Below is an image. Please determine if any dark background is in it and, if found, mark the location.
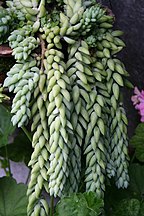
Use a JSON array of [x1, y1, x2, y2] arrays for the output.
[[98, 0, 144, 137]]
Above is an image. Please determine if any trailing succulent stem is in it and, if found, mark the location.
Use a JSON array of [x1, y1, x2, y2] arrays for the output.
[[2, 0, 130, 215]]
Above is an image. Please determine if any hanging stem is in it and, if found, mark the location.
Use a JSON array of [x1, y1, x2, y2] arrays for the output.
[[21, 126, 32, 142], [50, 196, 54, 216], [25, 170, 31, 184], [4, 145, 12, 177]]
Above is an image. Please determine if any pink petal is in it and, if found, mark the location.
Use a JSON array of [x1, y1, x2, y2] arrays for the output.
[[140, 115, 144, 122], [135, 104, 140, 110], [134, 87, 141, 95], [139, 96, 144, 102], [131, 95, 139, 105], [136, 103, 144, 110], [140, 109, 144, 115]]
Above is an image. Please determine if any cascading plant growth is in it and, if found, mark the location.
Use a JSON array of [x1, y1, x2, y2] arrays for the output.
[[1, 0, 130, 215]]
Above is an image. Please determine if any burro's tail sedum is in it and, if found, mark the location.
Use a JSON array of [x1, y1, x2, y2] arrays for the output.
[[2, 0, 130, 215]]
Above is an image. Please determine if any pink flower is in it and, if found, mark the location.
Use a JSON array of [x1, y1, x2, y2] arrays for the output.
[[131, 87, 144, 122]]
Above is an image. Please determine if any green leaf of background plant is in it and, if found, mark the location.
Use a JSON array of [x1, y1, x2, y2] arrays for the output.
[[112, 199, 140, 216], [139, 202, 144, 216], [0, 177, 28, 216], [104, 164, 144, 215], [83, 192, 104, 215], [128, 164, 144, 199], [0, 105, 15, 148], [104, 183, 132, 216], [130, 123, 144, 162], [0, 131, 32, 164], [56, 192, 104, 216]]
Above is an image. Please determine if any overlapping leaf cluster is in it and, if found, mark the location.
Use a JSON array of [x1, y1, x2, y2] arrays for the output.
[[2, 0, 129, 215], [0, 6, 14, 44]]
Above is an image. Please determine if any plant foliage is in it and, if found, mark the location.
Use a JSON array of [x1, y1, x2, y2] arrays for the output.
[[0, 0, 133, 215], [56, 192, 104, 216], [0, 104, 15, 148], [0, 177, 28, 216], [130, 123, 144, 162], [0, 131, 32, 164]]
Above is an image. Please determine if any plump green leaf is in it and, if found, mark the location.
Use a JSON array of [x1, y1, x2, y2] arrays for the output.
[[0, 130, 32, 164], [112, 199, 140, 216], [0, 177, 28, 216], [130, 123, 144, 162], [0, 105, 15, 148], [56, 192, 104, 216]]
